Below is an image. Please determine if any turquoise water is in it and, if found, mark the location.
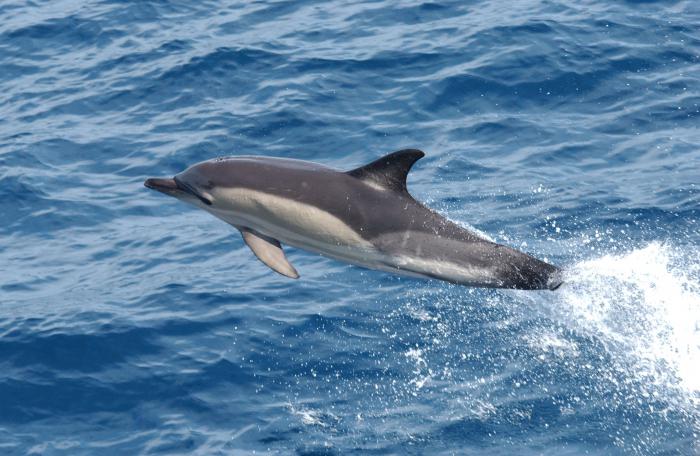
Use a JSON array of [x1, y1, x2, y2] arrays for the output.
[[1, 1, 699, 454]]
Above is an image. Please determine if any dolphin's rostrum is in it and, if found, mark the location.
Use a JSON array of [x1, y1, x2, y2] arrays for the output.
[[145, 150, 563, 290]]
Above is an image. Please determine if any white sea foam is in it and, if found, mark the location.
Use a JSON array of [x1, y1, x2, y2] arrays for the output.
[[288, 403, 339, 428], [553, 242, 700, 412]]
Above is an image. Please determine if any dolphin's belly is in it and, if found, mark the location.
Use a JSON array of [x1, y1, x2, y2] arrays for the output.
[[209, 188, 384, 263]]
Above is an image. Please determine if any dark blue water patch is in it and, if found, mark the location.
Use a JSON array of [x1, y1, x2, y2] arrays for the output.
[[156, 47, 279, 85], [2, 15, 126, 55], [601, 100, 700, 136], [0, 327, 162, 372], [0, 63, 41, 83], [19, 47, 285, 122], [92, 0, 203, 26], [429, 69, 608, 115], [0, 357, 256, 424], [84, 38, 193, 81], [346, 2, 458, 27], [0, 182, 113, 235], [11, 138, 127, 172], [229, 1, 303, 28], [286, 51, 446, 88]]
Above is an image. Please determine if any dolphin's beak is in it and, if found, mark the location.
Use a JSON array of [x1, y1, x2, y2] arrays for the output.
[[144, 177, 213, 206], [144, 177, 180, 196]]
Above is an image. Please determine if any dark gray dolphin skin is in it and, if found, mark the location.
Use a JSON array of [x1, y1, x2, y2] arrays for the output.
[[145, 150, 562, 290]]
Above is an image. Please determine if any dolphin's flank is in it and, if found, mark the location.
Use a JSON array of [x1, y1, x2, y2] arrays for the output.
[[145, 149, 563, 290]]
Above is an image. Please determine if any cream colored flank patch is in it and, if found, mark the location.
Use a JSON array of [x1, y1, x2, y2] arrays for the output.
[[209, 187, 375, 260]]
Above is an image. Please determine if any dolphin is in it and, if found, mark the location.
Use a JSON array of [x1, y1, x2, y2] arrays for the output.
[[145, 149, 562, 290]]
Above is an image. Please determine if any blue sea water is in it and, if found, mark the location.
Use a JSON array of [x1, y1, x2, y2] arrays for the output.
[[1, 0, 699, 454]]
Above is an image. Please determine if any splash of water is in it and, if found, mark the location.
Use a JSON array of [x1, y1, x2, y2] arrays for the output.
[[556, 242, 700, 411]]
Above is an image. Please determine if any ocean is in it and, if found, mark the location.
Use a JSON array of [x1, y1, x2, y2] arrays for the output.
[[1, 0, 698, 454]]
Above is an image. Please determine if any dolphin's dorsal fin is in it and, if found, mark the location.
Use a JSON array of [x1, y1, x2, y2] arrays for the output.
[[346, 149, 425, 193], [240, 229, 299, 279]]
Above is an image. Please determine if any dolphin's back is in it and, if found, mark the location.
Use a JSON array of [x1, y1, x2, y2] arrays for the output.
[[204, 156, 484, 243]]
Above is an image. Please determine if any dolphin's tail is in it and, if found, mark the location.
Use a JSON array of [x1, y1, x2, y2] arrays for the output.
[[546, 268, 564, 290], [493, 244, 564, 291]]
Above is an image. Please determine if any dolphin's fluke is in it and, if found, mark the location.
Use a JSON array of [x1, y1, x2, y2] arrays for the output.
[[240, 228, 299, 279], [547, 269, 564, 290]]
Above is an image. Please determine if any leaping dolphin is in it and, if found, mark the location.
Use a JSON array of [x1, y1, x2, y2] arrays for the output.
[[145, 149, 562, 290]]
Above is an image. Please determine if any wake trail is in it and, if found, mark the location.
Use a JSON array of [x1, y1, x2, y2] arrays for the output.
[[550, 242, 700, 418]]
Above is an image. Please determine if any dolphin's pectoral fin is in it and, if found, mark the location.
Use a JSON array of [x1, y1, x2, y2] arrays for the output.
[[346, 149, 424, 194], [240, 229, 300, 279]]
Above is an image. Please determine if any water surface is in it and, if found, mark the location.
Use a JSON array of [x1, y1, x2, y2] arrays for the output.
[[1, 0, 699, 454]]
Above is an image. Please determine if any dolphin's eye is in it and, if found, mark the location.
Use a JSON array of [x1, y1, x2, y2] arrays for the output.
[[174, 177, 213, 206]]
